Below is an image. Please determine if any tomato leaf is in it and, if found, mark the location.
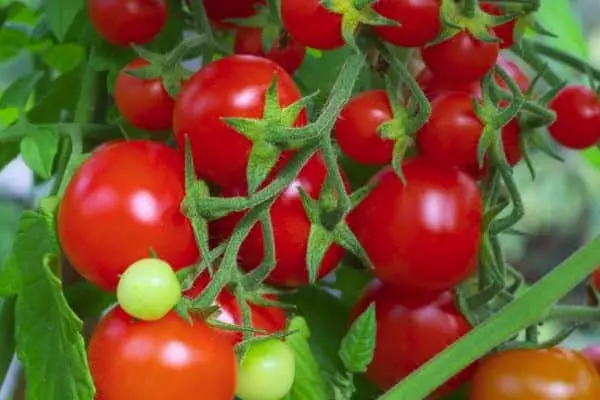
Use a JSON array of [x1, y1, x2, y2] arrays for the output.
[[20, 127, 60, 180], [42, 44, 85, 72], [0, 253, 20, 296], [285, 316, 330, 400], [0, 28, 30, 62], [43, 0, 84, 42], [64, 281, 116, 319], [338, 303, 376, 374], [0, 297, 16, 384], [13, 203, 95, 400], [0, 71, 43, 111]]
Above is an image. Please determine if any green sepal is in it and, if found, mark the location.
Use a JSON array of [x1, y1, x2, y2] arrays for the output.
[[222, 117, 266, 141], [306, 224, 335, 284], [476, 125, 499, 169], [162, 72, 183, 98], [124, 64, 163, 80], [332, 223, 372, 268], [131, 44, 164, 64], [247, 141, 281, 193], [391, 137, 410, 185]]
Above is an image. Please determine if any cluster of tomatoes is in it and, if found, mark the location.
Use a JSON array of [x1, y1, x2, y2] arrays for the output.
[[61, 0, 600, 399]]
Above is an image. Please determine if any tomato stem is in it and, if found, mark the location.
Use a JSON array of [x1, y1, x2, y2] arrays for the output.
[[461, 0, 478, 18], [527, 39, 600, 81], [243, 212, 276, 290]]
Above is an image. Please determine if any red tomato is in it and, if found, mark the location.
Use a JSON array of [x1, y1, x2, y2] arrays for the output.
[[184, 273, 286, 343], [469, 348, 600, 399], [114, 58, 174, 131], [421, 30, 499, 85], [582, 345, 600, 375], [417, 92, 522, 174], [548, 85, 600, 149], [593, 268, 600, 291], [58, 141, 198, 291], [88, 0, 167, 47], [481, 3, 517, 49], [173, 55, 305, 188], [89, 307, 237, 400], [211, 154, 346, 287], [348, 158, 482, 293], [196, 0, 264, 30], [351, 281, 475, 397], [281, 0, 344, 50], [234, 28, 307, 75], [416, 66, 479, 100], [334, 90, 394, 165], [372, 0, 441, 47]]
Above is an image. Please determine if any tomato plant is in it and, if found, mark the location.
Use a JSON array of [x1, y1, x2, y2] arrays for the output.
[[372, 0, 441, 48], [548, 85, 600, 149], [201, 0, 264, 29], [469, 348, 600, 399], [88, 307, 237, 400], [114, 58, 175, 131], [481, 3, 517, 49], [88, 0, 168, 46], [281, 0, 344, 50], [348, 158, 482, 293], [173, 54, 306, 188], [58, 140, 198, 291]]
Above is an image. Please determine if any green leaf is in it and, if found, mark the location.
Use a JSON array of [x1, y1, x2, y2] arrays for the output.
[[306, 224, 334, 284], [339, 303, 376, 374], [42, 44, 85, 72], [20, 127, 60, 180], [14, 207, 95, 400], [28, 67, 83, 123], [0, 141, 18, 171], [286, 316, 329, 400], [0, 28, 29, 61], [64, 281, 116, 319], [0, 253, 19, 296], [43, 0, 84, 42], [0, 296, 15, 384], [0, 71, 43, 110]]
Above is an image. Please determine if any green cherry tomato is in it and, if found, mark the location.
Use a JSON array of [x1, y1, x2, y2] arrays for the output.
[[116, 258, 182, 321], [236, 339, 296, 400]]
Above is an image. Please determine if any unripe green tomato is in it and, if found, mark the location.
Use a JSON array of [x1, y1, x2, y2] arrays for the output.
[[236, 339, 296, 400], [116, 258, 181, 321]]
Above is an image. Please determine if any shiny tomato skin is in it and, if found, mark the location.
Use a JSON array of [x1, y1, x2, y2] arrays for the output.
[[281, 0, 344, 50], [421, 30, 499, 85], [234, 27, 307, 75], [334, 90, 394, 165], [469, 348, 600, 399], [351, 281, 475, 396], [88, 0, 167, 47], [184, 273, 286, 343], [373, 0, 441, 48], [481, 3, 516, 49], [348, 158, 482, 293], [115, 58, 174, 131], [211, 154, 346, 287], [202, 0, 264, 27], [593, 268, 600, 291], [58, 141, 198, 291], [417, 93, 522, 174], [89, 307, 237, 400], [548, 85, 600, 149], [173, 55, 306, 188]]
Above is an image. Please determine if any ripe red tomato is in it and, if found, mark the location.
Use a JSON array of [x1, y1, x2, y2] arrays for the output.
[[372, 0, 441, 48], [173, 55, 306, 189], [548, 85, 600, 149], [469, 348, 600, 399], [87, 0, 167, 47], [185, 273, 286, 343], [88, 307, 237, 400], [58, 141, 198, 291], [582, 345, 600, 374], [593, 268, 600, 291], [114, 58, 174, 131], [421, 30, 499, 85], [211, 154, 346, 287], [334, 90, 394, 165], [281, 0, 345, 50], [417, 92, 522, 174], [234, 28, 306, 75], [481, 3, 517, 49], [197, 0, 264, 29], [351, 281, 475, 396], [348, 158, 482, 293]]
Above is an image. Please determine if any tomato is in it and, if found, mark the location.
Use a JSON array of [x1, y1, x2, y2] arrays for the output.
[[185, 273, 287, 343], [469, 347, 600, 399], [372, 0, 441, 48], [582, 345, 600, 374], [117, 258, 182, 321], [88, 307, 237, 400], [173, 55, 306, 188], [281, 0, 344, 50], [348, 158, 482, 293], [496, 56, 530, 94], [88, 0, 167, 47], [236, 339, 295, 400], [417, 92, 522, 174], [211, 154, 346, 287], [334, 90, 394, 165], [234, 28, 306, 75], [481, 3, 517, 49], [421, 30, 499, 85], [548, 85, 600, 149], [114, 58, 174, 131], [351, 281, 475, 397], [593, 268, 600, 291], [58, 140, 198, 291], [201, 0, 264, 29]]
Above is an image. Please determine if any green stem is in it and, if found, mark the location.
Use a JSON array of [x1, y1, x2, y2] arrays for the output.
[[379, 233, 600, 400], [462, 0, 477, 18], [320, 138, 351, 211], [0, 123, 119, 143], [546, 305, 600, 321], [244, 211, 276, 290], [529, 39, 600, 81], [50, 138, 70, 196]]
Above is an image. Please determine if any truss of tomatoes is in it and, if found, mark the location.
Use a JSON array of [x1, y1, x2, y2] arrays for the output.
[[58, 0, 600, 399]]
